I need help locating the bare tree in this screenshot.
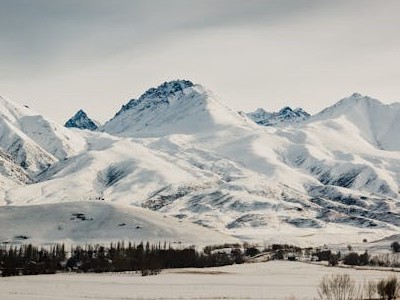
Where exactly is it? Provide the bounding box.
[318,274,356,300]
[377,276,400,300]
[385,276,400,300]
[378,279,386,299]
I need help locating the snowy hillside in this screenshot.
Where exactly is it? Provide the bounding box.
[0,83,399,246]
[0,201,238,246]
[0,148,30,185]
[0,96,86,174]
[65,109,99,131]
[247,106,310,126]
[0,149,28,204]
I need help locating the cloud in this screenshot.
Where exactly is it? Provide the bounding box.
[0,0,400,123]
[0,1,323,70]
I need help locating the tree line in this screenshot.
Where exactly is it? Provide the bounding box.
[0,244,66,276]
[0,241,245,277]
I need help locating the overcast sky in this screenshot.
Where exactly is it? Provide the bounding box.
[1,0,400,123]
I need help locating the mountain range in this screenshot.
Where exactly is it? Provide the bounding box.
[0,80,399,247]
[246,106,310,126]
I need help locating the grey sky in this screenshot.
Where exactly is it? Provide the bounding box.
[1,0,400,123]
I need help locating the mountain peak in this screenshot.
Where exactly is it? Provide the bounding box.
[310,94,400,151]
[350,92,363,99]
[278,106,293,114]
[254,108,268,114]
[293,107,310,117]
[65,109,98,131]
[101,80,245,136]
[115,80,194,117]
[247,106,310,126]
[316,93,384,118]
[76,109,86,115]
[140,80,194,100]
[342,93,382,104]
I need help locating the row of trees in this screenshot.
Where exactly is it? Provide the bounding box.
[0,244,66,276]
[313,249,400,268]
[1,241,245,277]
[66,241,244,275]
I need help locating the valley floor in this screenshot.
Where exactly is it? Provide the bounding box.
[1,261,399,299]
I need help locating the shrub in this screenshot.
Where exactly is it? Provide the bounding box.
[318,273,355,300]
[328,254,339,266]
[231,248,244,264]
[315,250,332,262]
[377,276,400,300]
[245,247,260,257]
[391,242,400,253]
[359,251,369,266]
[272,250,284,260]
[343,252,360,266]
[377,279,386,299]
[342,251,369,266]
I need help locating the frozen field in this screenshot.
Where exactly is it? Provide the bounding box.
[1,261,399,300]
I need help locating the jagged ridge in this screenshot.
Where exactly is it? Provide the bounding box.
[114,80,194,117]
[247,106,310,126]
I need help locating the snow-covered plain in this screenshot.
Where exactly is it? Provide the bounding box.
[0,261,399,300]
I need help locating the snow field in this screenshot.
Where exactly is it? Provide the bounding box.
[0,261,399,300]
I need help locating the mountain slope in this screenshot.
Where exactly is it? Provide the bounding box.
[242,93,400,202]
[0,148,29,204]
[0,148,30,184]
[0,96,86,174]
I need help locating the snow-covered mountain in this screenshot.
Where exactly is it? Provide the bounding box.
[0,83,399,247]
[65,109,99,131]
[311,93,400,151]
[247,106,310,126]
[101,80,251,137]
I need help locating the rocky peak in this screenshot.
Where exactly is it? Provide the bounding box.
[247,106,310,126]
[115,80,194,117]
[65,109,98,131]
